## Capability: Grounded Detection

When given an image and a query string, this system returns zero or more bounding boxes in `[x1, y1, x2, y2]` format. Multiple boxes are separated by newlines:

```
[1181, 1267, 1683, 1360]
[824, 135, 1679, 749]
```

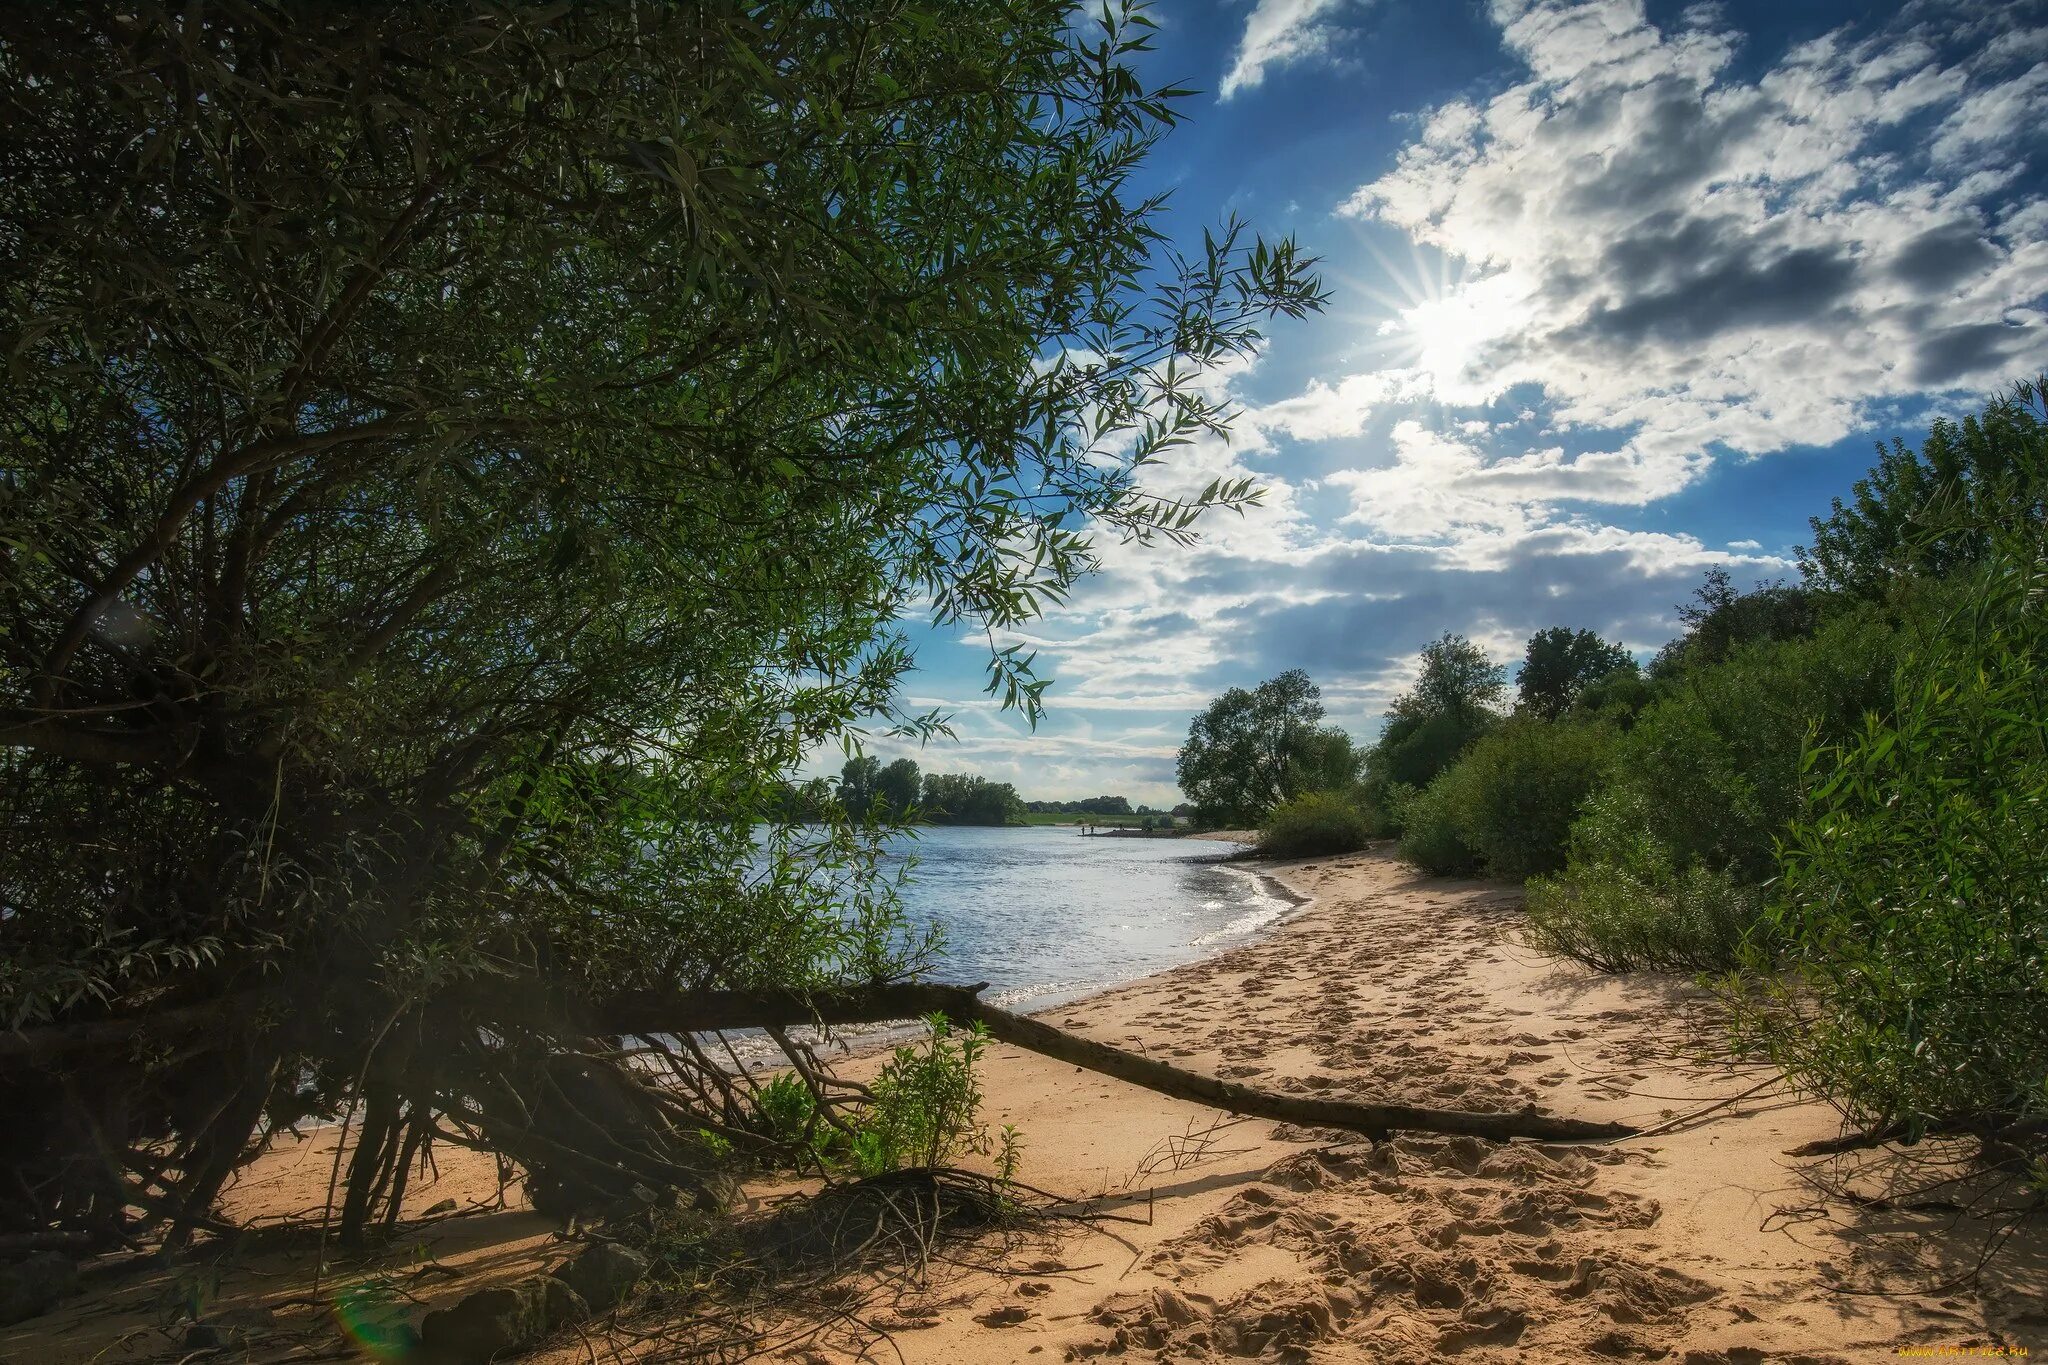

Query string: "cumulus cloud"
[1334, 0, 2047, 447]
[1221, 0, 1374, 100]
[905, 1, 2047, 802]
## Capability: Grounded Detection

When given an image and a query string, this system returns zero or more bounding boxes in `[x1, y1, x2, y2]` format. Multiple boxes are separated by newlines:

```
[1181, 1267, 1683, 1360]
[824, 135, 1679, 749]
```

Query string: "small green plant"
[995, 1125, 1024, 1185]
[1524, 861, 1763, 972]
[752, 1072, 822, 1155]
[1257, 791, 1369, 857]
[845, 1014, 996, 1177]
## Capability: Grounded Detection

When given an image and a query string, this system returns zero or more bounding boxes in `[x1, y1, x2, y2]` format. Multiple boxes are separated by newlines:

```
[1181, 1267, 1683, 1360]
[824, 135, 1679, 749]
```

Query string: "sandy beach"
[8, 845, 2042, 1363]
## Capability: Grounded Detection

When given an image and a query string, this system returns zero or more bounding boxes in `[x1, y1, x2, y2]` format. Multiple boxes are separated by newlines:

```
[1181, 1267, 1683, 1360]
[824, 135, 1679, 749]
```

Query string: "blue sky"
[860, 0, 2048, 806]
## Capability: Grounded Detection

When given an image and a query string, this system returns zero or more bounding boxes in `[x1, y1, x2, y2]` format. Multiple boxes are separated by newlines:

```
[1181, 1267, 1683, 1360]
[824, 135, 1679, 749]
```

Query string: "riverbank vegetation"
[0, 0, 1322, 1252]
[1182, 379, 2047, 1154]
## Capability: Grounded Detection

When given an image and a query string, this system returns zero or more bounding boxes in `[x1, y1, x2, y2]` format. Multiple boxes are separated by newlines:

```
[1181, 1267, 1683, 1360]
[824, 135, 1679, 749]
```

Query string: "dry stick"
[1618, 1075, 1786, 1142]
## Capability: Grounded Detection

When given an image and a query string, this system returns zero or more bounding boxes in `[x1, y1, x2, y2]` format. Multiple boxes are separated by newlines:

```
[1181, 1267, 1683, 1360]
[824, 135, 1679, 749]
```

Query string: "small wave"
[1190, 868, 1296, 946]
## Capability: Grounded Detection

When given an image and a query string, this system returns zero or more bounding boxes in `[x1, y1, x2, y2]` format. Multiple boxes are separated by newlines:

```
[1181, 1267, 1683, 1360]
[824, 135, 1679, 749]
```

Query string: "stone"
[418, 1283, 541, 1363]
[551, 1241, 648, 1312]
[0, 1252, 78, 1327]
[535, 1274, 589, 1332]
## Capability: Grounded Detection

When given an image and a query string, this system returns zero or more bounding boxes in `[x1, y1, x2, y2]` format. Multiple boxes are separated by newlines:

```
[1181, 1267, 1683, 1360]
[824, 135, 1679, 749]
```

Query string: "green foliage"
[0, 0, 1320, 1237]
[919, 773, 1025, 826]
[1176, 670, 1351, 826]
[1392, 633, 1508, 727]
[1517, 628, 1634, 721]
[1742, 542, 2048, 1133]
[1648, 569, 1820, 678]
[846, 1016, 993, 1177]
[1364, 633, 1507, 812]
[751, 1073, 823, 1156]
[1513, 615, 1891, 970]
[1568, 668, 1654, 729]
[1394, 775, 1480, 876]
[1447, 719, 1617, 880]
[1257, 792, 1370, 858]
[837, 756, 884, 822]
[1370, 712, 1495, 793]
[1387, 718, 1613, 880]
[1608, 609, 1898, 883]
[1801, 377, 2047, 601]
[874, 759, 922, 821]
[1525, 862, 1763, 972]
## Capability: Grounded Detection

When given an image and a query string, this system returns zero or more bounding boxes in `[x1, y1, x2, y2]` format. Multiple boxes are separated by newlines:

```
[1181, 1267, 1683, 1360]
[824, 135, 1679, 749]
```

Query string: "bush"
[1395, 774, 1479, 875]
[1258, 791, 1370, 857]
[1373, 710, 1494, 790]
[1600, 608, 1897, 884]
[1517, 610, 1897, 972]
[1740, 546, 2048, 1134]
[1525, 862, 1764, 972]
[846, 1014, 996, 1177]
[1387, 718, 1612, 880]
[1443, 719, 1615, 879]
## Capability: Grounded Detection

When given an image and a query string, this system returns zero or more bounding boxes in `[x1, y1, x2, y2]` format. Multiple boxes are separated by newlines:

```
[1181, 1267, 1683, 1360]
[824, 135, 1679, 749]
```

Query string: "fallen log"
[578, 980, 1636, 1146]
[0, 980, 1633, 1148]
[969, 997, 1635, 1144]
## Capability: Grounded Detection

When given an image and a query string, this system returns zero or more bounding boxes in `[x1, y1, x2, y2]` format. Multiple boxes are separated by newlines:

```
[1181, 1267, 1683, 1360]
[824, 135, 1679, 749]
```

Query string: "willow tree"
[0, 2, 1321, 1245]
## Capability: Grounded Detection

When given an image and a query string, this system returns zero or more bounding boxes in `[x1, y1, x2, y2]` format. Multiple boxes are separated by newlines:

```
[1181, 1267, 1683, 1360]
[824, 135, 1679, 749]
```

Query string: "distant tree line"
[770, 756, 1109, 826]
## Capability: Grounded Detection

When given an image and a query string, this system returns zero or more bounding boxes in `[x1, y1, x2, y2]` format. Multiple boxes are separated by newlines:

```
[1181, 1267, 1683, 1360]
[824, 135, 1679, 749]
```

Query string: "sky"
[859, 0, 2048, 807]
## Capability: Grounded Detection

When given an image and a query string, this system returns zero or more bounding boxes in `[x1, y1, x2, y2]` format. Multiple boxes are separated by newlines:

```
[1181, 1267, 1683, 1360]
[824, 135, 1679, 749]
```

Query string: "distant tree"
[1177, 670, 1352, 826]
[1801, 380, 2047, 601]
[1517, 627, 1635, 720]
[1393, 633, 1508, 726]
[838, 755, 883, 821]
[874, 758, 922, 819]
[1368, 634, 1508, 796]
[1648, 570, 1819, 678]
[1292, 727, 1363, 793]
[921, 773, 1024, 825]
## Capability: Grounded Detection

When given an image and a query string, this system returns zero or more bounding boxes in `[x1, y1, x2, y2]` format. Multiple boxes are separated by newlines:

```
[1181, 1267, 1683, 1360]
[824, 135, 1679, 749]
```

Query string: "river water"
[882, 826, 1288, 1013]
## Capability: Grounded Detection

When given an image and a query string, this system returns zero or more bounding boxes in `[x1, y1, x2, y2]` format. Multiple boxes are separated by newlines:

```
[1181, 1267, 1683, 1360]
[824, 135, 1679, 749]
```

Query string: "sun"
[1326, 237, 1529, 397]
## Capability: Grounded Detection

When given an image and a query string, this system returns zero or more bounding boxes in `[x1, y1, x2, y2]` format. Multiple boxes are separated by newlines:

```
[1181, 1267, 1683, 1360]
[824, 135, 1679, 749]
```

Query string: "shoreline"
[10, 847, 2041, 1364]
[788, 842, 1303, 1066]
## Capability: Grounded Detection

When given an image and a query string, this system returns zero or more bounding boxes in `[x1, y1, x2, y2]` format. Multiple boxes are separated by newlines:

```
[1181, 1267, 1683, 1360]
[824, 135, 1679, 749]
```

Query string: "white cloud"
[1335, 0, 2046, 447]
[902, 1, 2048, 802]
[1221, 0, 1374, 100]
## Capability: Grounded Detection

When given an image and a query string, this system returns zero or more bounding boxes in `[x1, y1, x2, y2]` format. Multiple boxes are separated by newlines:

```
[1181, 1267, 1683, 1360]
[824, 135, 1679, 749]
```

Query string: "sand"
[8, 845, 2042, 1363]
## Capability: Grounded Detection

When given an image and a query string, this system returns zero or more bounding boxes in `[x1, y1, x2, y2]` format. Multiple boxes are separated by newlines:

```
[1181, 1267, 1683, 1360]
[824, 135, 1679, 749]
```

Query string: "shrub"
[1740, 546, 2048, 1134]
[1444, 719, 1615, 880]
[1395, 772, 1479, 875]
[846, 1014, 994, 1177]
[1525, 862, 1764, 972]
[1373, 710, 1494, 790]
[1513, 613, 1893, 972]
[1603, 608, 1897, 884]
[1258, 791, 1370, 857]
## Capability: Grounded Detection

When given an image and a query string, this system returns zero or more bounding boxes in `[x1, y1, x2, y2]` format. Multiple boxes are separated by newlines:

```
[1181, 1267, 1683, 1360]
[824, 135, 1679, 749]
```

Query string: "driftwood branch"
[582, 981, 1636, 1145]
[2, 980, 1636, 1147]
